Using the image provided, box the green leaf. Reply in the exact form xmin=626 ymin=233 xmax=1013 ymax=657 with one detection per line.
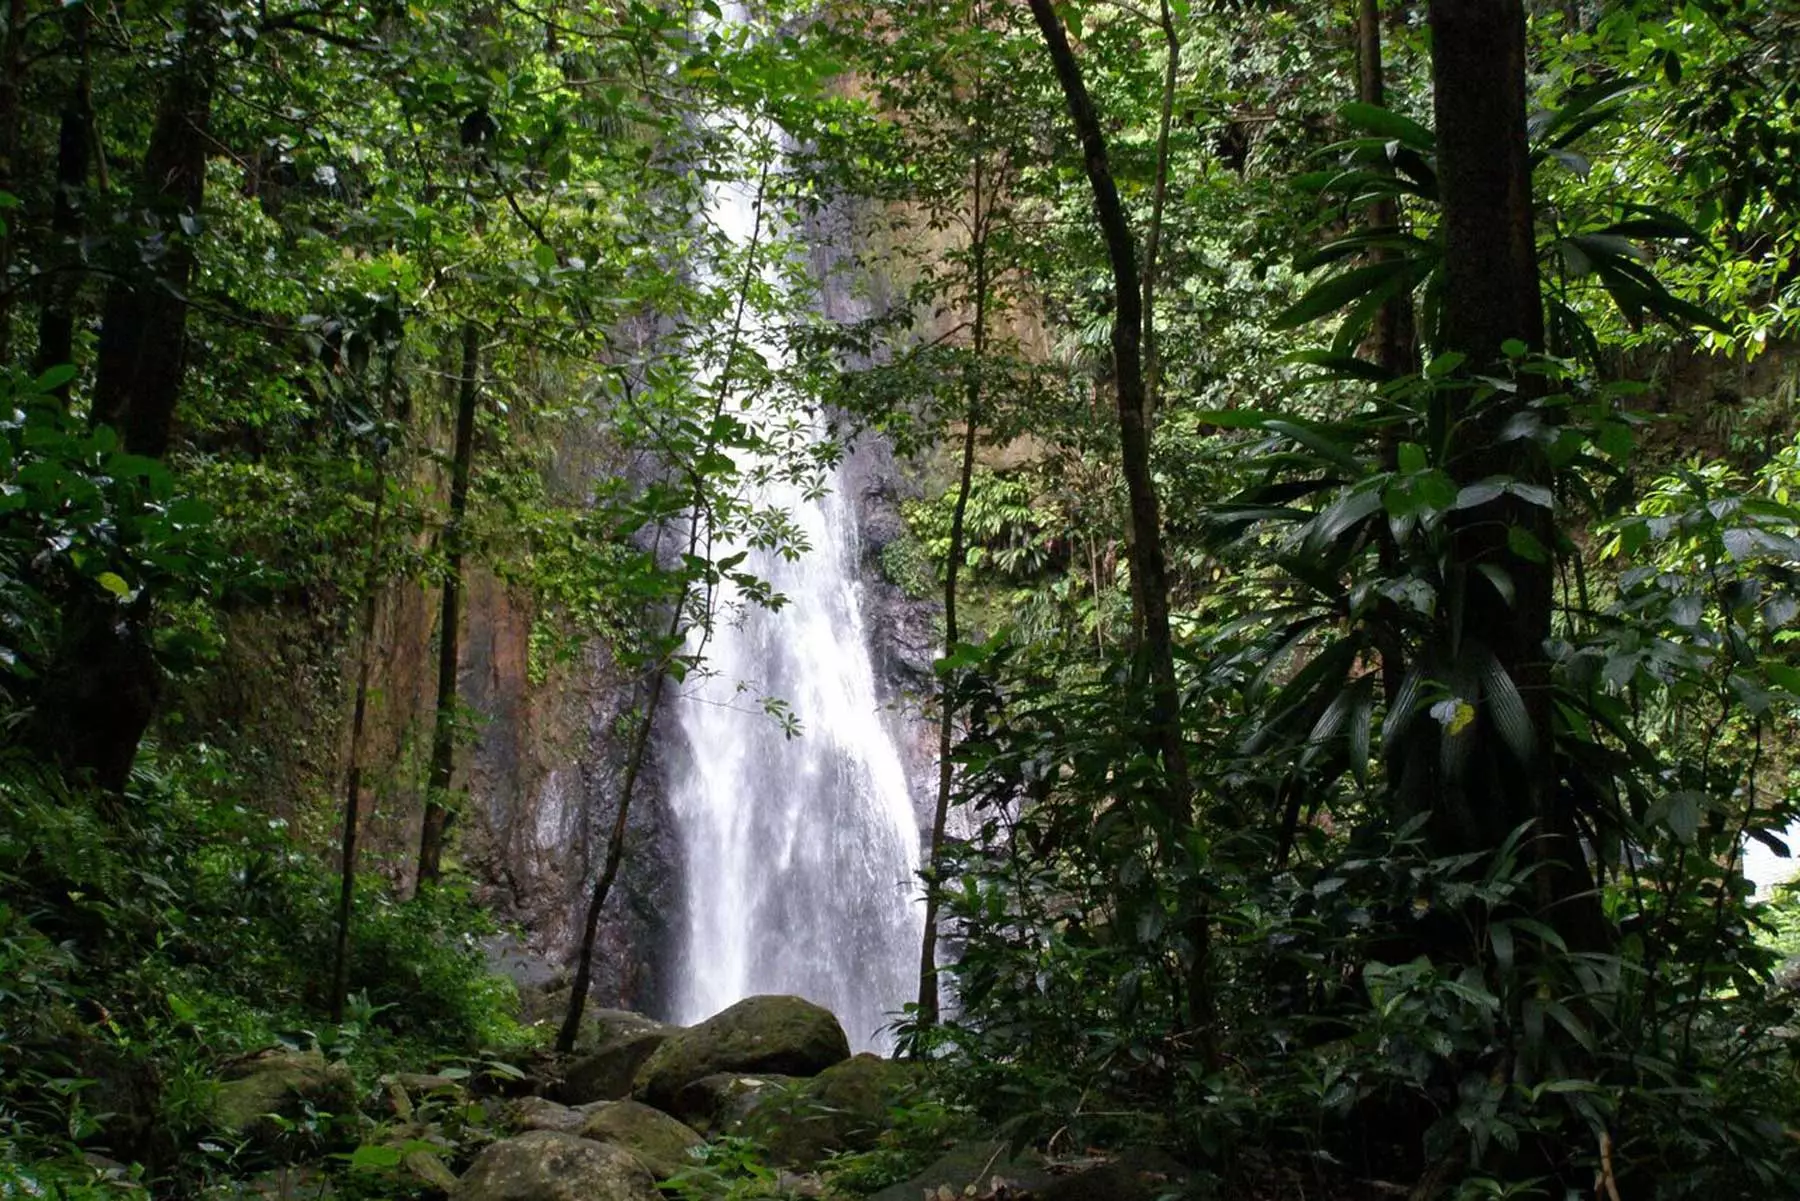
xmin=95 ymin=572 xmax=131 ymax=598
xmin=1271 ymin=258 xmax=1418 ymax=332
xmin=1338 ymin=101 xmax=1435 ymax=151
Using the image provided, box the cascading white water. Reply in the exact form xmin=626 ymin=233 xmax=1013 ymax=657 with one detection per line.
xmin=665 ymin=13 xmax=924 ymax=1053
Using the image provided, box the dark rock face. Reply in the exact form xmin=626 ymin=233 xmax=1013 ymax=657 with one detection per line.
xmin=458 ymin=593 xmax=680 ymax=1018
xmin=453 ymin=1130 xmax=659 ymax=1201
xmin=632 ymin=995 xmax=851 ymax=1114
xmin=555 ymin=1011 xmax=677 ymax=1104
xmin=668 ymin=1071 xmax=798 ymax=1134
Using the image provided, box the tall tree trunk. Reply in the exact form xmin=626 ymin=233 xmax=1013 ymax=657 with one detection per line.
xmin=917 ymin=153 xmax=987 ymax=1036
xmin=1358 ymin=0 xmax=1417 ymax=708
xmin=417 ymin=320 xmax=480 ymax=888
xmin=331 ymin=352 xmax=398 ymax=1024
xmin=33 ymin=6 xmax=213 ymax=790
xmin=1026 ymin=0 xmax=1206 ymax=1036
xmin=1141 ymin=0 xmax=1178 ymax=420
xmin=0 ymin=0 xmax=28 ymax=364
xmin=1427 ymin=0 xmax=1597 ymax=945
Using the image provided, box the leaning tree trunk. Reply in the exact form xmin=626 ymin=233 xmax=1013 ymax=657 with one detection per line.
xmin=1026 ymin=0 xmax=1206 ymax=1038
xmin=33 ymin=8 xmax=212 ymax=790
xmin=417 ymin=320 xmax=480 ymax=888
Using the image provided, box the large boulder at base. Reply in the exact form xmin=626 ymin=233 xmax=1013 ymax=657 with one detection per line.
xmin=211 ymin=1050 xmax=358 ymax=1146
xmin=668 ymin=1071 xmax=799 ymax=1133
xmin=556 ymin=1012 xmax=677 ymax=1104
xmin=866 ymin=1140 xmax=1054 ymax=1201
xmin=577 ymin=1099 xmax=704 ymax=1179
xmin=632 ymin=995 xmax=849 ymax=1114
xmin=453 ymin=1131 xmax=659 ymax=1201
xmin=744 ymin=1053 xmax=920 ymax=1167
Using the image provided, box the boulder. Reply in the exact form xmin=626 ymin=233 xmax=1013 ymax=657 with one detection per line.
xmin=453 ymin=1131 xmax=659 ymax=1201
xmin=505 ymin=1095 xmax=606 ymax=1134
xmin=211 ymin=1050 xmax=358 ymax=1146
xmin=747 ymin=1053 xmax=919 ymax=1167
xmin=632 ymin=996 xmax=849 ymax=1114
xmin=556 ymin=1014 xmax=675 ymax=1104
xmin=668 ymin=1071 xmax=799 ymax=1133
xmin=865 ymin=1140 xmax=1053 ymax=1201
xmin=577 ymin=1099 xmax=703 ymax=1179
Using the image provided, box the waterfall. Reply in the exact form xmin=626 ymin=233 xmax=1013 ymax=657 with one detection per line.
xmin=664 ymin=17 xmax=924 ymax=1053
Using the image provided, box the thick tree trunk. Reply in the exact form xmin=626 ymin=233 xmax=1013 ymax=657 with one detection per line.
xmin=1427 ymin=0 xmax=1598 ymax=945
xmin=89 ymin=27 xmax=211 ymax=456
xmin=34 ymin=8 xmax=212 ymax=789
xmin=417 ymin=321 xmax=480 ymax=887
xmin=1027 ymin=0 xmax=1206 ymax=1036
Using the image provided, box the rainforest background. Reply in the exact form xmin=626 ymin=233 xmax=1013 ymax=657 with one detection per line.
xmin=3 ymin=0 xmax=1800 ymax=1198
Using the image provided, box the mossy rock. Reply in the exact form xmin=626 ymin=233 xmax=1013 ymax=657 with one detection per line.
xmin=211 ymin=1050 xmax=358 ymax=1148
xmin=668 ymin=1071 xmax=799 ymax=1133
xmin=577 ymin=1099 xmax=703 ymax=1179
xmin=452 ymin=1130 xmax=659 ymax=1201
xmin=744 ymin=1053 xmax=920 ymax=1167
xmin=632 ymin=995 xmax=848 ymax=1115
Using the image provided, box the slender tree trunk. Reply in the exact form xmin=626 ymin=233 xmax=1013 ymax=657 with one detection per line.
xmin=1027 ymin=0 xmax=1206 ymax=1037
xmin=917 ymin=155 xmax=987 ymax=1035
xmin=332 ymin=352 xmax=398 ymax=1024
xmin=417 ymin=320 xmax=480 ymax=887
xmin=557 ymin=662 xmax=666 ymax=1053
xmin=36 ymin=6 xmax=93 ymax=396
xmin=1141 ymin=0 xmax=1178 ymax=420
xmin=34 ymin=6 xmax=213 ymax=790
xmin=1358 ymin=0 xmax=1416 ymax=707
xmin=0 ymin=0 xmax=28 ymax=363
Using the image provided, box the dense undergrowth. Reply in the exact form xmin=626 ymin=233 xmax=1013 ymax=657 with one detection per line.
xmin=0 ymin=749 xmax=528 ymax=1197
